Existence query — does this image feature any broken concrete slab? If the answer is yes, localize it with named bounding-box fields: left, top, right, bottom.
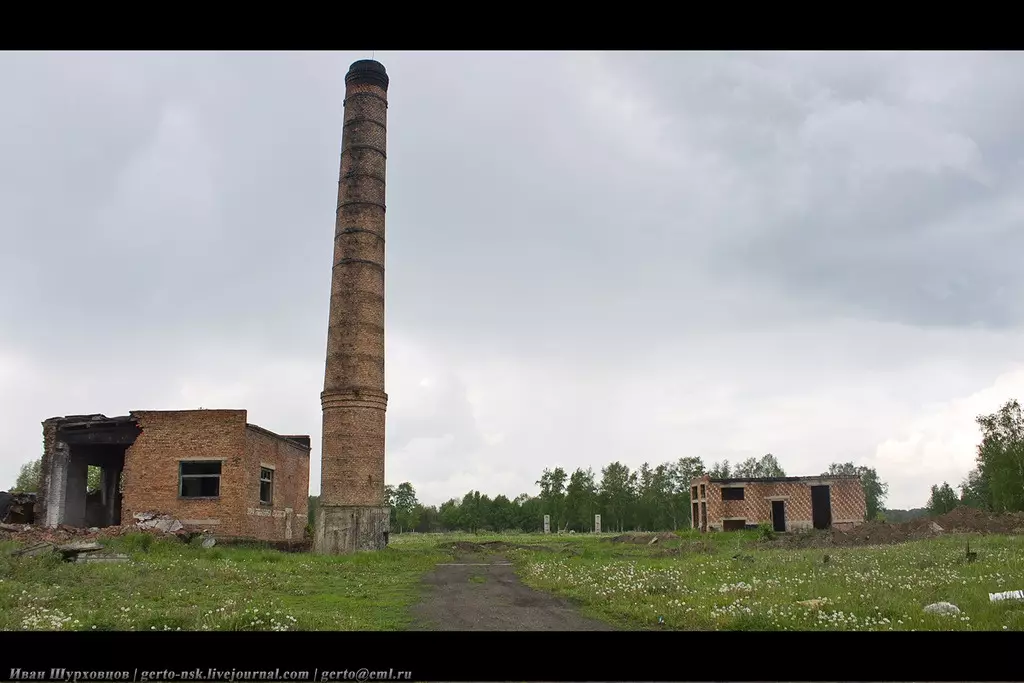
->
left=201, top=536, right=216, bottom=548
left=929, top=522, right=944, bottom=533
left=57, top=541, right=103, bottom=555
left=75, top=553, right=129, bottom=563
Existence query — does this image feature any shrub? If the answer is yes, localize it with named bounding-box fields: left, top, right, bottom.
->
left=756, top=523, right=775, bottom=541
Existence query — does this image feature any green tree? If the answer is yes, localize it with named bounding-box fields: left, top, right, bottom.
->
left=708, top=460, right=731, bottom=478
left=86, top=466, right=102, bottom=492
left=536, top=467, right=568, bottom=531
left=598, top=461, right=636, bottom=532
left=974, top=399, right=1024, bottom=513
left=958, top=467, right=989, bottom=509
left=733, top=453, right=786, bottom=478
left=564, top=468, right=598, bottom=531
left=927, top=482, right=959, bottom=516
left=488, top=494, right=515, bottom=532
left=635, top=463, right=675, bottom=531
left=388, top=482, right=419, bottom=533
left=514, top=493, right=543, bottom=532
left=458, top=491, right=489, bottom=533
left=438, top=498, right=461, bottom=530
left=823, top=462, right=889, bottom=520
left=412, top=504, right=440, bottom=532
left=675, top=457, right=706, bottom=485
left=13, top=458, right=42, bottom=492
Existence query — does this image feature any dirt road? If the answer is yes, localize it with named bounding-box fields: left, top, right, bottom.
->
left=408, top=551, right=615, bottom=631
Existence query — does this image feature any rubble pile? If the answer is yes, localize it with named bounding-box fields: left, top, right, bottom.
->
left=0, top=510, right=211, bottom=546
left=131, top=511, right=186, bottom=535
left=0, top=491, right=36, bottom=524
left=8, top=538, right=130, bottom=563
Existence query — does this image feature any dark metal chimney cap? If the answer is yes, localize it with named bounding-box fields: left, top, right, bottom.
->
left=346, top=60, right=389, bottom=90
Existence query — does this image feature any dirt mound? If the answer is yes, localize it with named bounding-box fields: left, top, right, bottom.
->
left=439, top=540, right=534, bottom=553
left=765, top=507, right=1024, bottom=549
left=440, top=541, right=487, bottom=553
left=607, top=532, right=679, bottom=545
left=931, top=507, right=1024, bottom=533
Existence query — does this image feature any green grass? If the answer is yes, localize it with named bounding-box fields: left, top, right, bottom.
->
left=0, top=533, right=445, bottom=631
left=503, top=530, right=1024, bottom=631
left=4, top=529, right=1024, bottom=631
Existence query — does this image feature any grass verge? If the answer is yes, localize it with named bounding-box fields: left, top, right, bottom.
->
left=0, top=533, right=445, bottom=631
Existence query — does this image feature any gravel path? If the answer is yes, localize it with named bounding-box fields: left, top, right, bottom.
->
left=408, top=552, right=615, bottom=631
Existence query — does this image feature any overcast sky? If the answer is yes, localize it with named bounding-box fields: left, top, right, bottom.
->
left=3, top=51, right=1024, bottom=511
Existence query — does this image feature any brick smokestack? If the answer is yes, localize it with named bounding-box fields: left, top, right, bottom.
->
left=314, top=59, right=391, bottom=554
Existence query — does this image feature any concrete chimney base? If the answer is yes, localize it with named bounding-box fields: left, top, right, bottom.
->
left=314, top=505, right=391, bottom=554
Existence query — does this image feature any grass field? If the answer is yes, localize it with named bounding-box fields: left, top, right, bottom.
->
left=2, top=529, right=1023, bottom=630
left=0, top=533, right=445, bottom=631
left=510, top=530, right=1024, bottom=631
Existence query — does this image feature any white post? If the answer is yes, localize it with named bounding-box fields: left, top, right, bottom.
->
left=543, top=514, right=550, bottom=534
left=594, top=514, right=601, bottom=534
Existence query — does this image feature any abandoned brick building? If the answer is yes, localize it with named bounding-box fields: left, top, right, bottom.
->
left=690, top=474, right=867, bottom=533
left=37, top=410, right=309, bottom=542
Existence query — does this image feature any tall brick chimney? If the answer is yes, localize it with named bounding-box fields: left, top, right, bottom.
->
left=314, top=59, right=391, bottom=554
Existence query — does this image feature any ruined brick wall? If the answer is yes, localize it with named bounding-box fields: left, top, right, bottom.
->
left=122, top=410, right=247, bottom=537
left=240, top=427, right=310, bottom=542
left=691, top=475, right=867, bottom=532
left=828, top=477, right=868, bottom=528
left=320, top=60, right=389, bottom=510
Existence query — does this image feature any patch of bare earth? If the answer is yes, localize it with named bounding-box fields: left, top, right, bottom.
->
left=409, top=549, right=614, bottom=631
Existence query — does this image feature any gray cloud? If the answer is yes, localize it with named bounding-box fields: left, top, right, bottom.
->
left=4, top=51, right=1024, bottom=510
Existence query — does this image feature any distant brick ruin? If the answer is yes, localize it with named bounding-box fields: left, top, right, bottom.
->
left=36, top=410, right=309, bottom=542
left=690, top=474, right=867, bottom=533
left=314, top=59, right=392, bottom=554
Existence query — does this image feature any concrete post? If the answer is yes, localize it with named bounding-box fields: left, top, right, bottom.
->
left=543, top=514, right=550, bottom=534
left=594, top=514, right=601, bottom=533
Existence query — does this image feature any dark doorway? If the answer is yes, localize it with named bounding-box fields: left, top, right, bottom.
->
left=722, top=519, right=745, bottom=532
left=699, top=502, right=707, bottom=532
left=692, top=502, right=699, bottom=529
left=771, top=500, right=786, bottom=533
left=811, top=485, right=832, bottom=530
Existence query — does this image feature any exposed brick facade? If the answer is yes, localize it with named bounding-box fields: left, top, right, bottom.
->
left=43, top=409, right=309, bottom=542
left=690, top=475, right=866, bottom=533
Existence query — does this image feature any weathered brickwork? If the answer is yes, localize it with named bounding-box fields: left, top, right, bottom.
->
left=691, top=475, right=867, bottom=532
left=317, top=60, right=391, bottom=554
left=241, top=426, right=309, bottom=541
left=119, top=410, right=309, bottom=541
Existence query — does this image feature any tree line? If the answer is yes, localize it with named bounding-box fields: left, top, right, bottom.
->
left=308, top=453, right=890, bottom=534
left=925, top=398, right=1024, bottom=517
